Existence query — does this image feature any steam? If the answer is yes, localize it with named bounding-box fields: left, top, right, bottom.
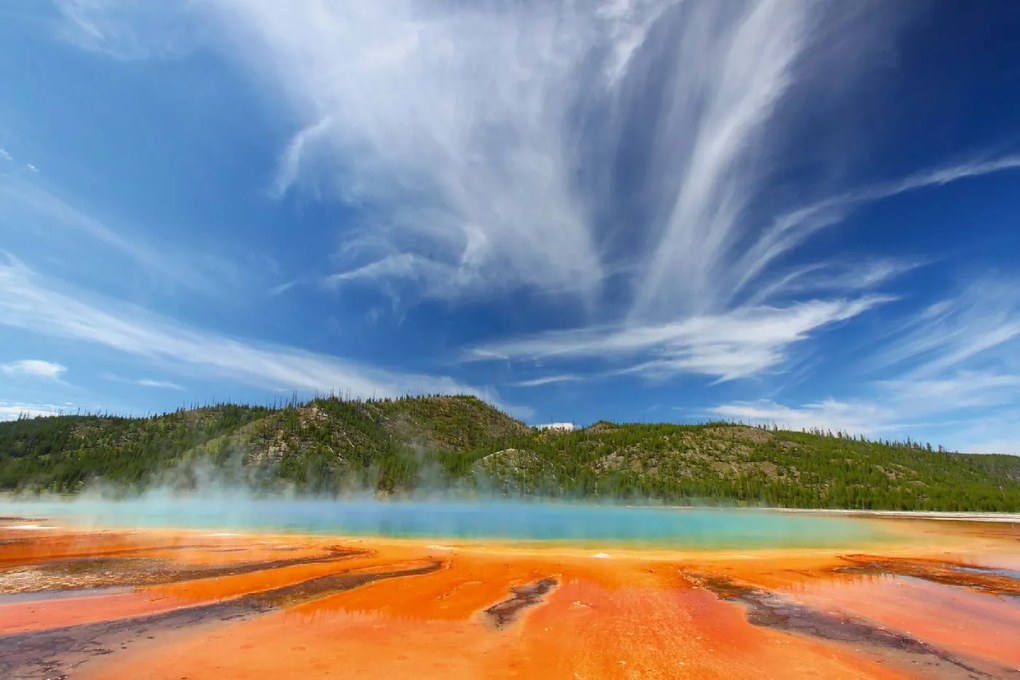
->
left=0, top=431, right=893, bottom=549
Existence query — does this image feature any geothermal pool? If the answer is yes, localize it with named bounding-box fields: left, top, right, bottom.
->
left=0, top=497, right=895, bottom=547
left=1, top=501, right=1018, bottom=679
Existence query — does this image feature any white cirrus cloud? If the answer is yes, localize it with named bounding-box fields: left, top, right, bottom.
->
left=743, top=258, right=922, bottom=307
left=102, top=373, right=185, bottom=391
left=56, top=0, right=203, bottom=60
left=512, top=375, right=584, bottom=389
left=132, top=378, right=185, bottom=390
left=219, top=0, right=614, bottom=304
left=52, top=4, right=1020, bottom=357
left=52, top=2, right=1020, bottom=319
left=868, top=276, right=1020, bottom=378
left=56, top=1, right=906, bottom=311
left=470, top=296, right=889, bottom=382
left=709, top=278, right=1020, bottom=450
left=0, top=401, right=67, bottom=421
left=710, top=383, right=1020, bottom=453
left=0, top=359, right=67, bottom=380
left=730, top=155, right=1020, bottom=304
left=0, top=253, right=480, bottom=401
left=713, top=370, right=1020, bottom=435
left=710, top=399, right=892, bottom=437
left=0, top=176, right=245, bottom=297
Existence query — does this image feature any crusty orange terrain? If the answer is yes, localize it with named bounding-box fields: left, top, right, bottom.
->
left=1, top=517, right=1017, bottom=679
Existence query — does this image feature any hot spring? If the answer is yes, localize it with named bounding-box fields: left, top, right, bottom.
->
left=0, top=497, right=891, bottom=549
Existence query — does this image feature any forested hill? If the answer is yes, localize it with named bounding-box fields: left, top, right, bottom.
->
left=2, top=395, right=1019, bottom=512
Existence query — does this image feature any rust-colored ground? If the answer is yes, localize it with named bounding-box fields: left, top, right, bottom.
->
left=1, top=516, right=1017, bottom=679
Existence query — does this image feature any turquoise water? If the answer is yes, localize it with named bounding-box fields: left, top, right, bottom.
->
left=0, top=497, right=891, bottom=549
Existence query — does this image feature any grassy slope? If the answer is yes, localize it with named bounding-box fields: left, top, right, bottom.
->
left=1, top=395, right=1018, bottom=511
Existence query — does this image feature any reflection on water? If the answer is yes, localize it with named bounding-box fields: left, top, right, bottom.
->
left=0, top=585, right=132, bottom=605
left=955, top=564, right=1020, bottom=580
left=0, top=498, right=890, bottom=549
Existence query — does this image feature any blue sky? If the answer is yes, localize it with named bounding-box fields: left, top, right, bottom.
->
left=2, top=1, right=1019, bottom=453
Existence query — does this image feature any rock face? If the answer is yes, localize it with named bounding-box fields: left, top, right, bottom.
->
left=474, top=448, right=542, bottom=487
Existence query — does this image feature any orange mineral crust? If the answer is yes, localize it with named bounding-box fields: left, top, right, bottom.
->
left=1, top=517, right=1018, bottom=679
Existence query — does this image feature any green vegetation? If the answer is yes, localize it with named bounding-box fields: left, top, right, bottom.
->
left=1, top=395, right=1018, bottom=511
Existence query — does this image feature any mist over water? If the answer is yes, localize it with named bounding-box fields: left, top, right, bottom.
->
left=0, top=496, right=890, bottom=549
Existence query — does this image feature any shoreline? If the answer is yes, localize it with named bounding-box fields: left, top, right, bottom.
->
left=767, top=507, right=1020, bottom=523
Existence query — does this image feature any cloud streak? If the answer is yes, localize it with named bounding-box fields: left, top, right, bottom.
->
left=0, top=176, right=240, bottom=296
left=712, top=371, right=1020, bottom=453
left=0, top=253, right=477, bottom=400
left=712, top=399, right=891, bottom=437
left=104, top=374, right=186, bottom=391
left=133, top=378, right=185, bottom=391
left=511, top=375, right=584, bottom=389
left=731, top=155, right=1020, bottom=302
left=0, top=359, right=67, bottom=380
left=220, top=1, right=609, bottom=303
left=71, top=0, right=889, bottom=313
left=869, top=277, right=1020, bottom=378
left=472, top=296, right=889, bottom=381
left=711, top=278, right=1020, bottom=450
left=0, top=401, right=67, bottom=421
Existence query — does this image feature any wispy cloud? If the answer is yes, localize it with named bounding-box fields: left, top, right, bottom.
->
left=218, top=1, right=612, bottom=303
left=711, top=399, right=892, bottom=436
left=0, top=254, right=477, bottom=400
left=743, top=258, right=922, bottom=307
left=49, top=2, right=1020, bottom=318
left=869, top=277, right=1020, bottom=377
left=715, top=370, right=1020, bottom=434
left=0, top=176, right=242, bottom=296
left=104, top=374, right=185, bottom=391
left=731, top=155, right=1020, bottom=302
left=512, top=375, right=583, bottom=388
left=629, top=1, right=815, bottom=319
left=0, top=148, right=11, bottom=161
left=152, top=3, right=1014, bottom=339
left=134, top=379, right=183, bottom=390
left=0, top=177, right=148, bottom=262
left=711, top=374, right=1020, bottom=453
left=270, top=116, right=332, bottom=199
left=471, top=296, right=889, bottom=381
left=0, top=359, right=67, bottom=380
left=55, top=4, right=1015, bottom=324
left=878, top=372, right=1020, bottom=412
left=322, top=253, right=481, bottom=302
left=61, top=1, right=889, bottom=312
left=0, top=401, right=67, bottom=421
left=711, top=278, right=1020, bottom=448
left=56, top=0, right=202, bottom=60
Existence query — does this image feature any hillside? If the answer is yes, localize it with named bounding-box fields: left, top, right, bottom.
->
left=1, top=395, right=1018, bottom=511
